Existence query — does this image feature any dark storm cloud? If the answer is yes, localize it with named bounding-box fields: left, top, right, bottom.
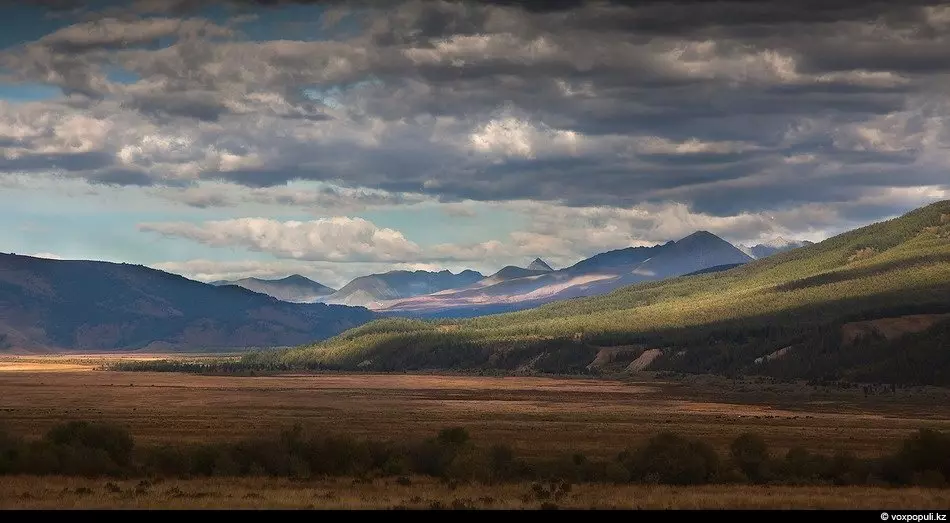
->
left=3, top=0, right=950, bottom=217
left=0, top=152, right=114, bottom=172
left=796, top=42, right=950, bottom=74
left=218, top=0, right=948, bottom=39
left=125, top=92, right=228, bottom=121
left=87, top=168, right=156, bottom=186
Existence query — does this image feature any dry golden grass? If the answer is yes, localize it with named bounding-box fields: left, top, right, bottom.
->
left=1, top=476, right=948, bottom=509
left=2, top=356, right=950, bottom=460
left=0, top=353, right=237, bottom=372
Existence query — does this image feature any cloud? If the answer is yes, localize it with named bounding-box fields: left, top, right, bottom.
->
left=28, top=252, right=65, bottom=260
left=0, top=1, right=944, bottom=214
left=138, top=193, right=942, bottom=272
left=138, top=216, right=424, bottom=262
left=38, top=17, right=230, bottom=53
left=146, top=181, right=435, bottom=214
left=3, top=0, right=950, bottom=277
left=440, top=203, right=478, bottom=218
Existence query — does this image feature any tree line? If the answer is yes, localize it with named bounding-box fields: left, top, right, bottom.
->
left=1, top=421, right=949, bottom=488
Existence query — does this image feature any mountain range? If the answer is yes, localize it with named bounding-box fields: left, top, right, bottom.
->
left=6, top=200, right=948, bottom=385
left=0, top=231, right=812, bottom=353
left=219, top=234, right=807, bottom=317
left=0, top=254, right=375, bottom=352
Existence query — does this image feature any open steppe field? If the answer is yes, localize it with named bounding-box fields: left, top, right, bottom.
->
left=3, top=356, right=950, bottom=460
left=2, top=476, right=950, bottom=509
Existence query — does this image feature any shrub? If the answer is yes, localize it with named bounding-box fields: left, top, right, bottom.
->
left=445, top=447, right=490, bottom=482
left=781, top=446, right=825, bottom=484
left=604, top=461, right=631, bottom=484
left=0, top=427, right=21, bottom=475
left=896, top=428, right=950, bottom=481
left=730, top=432, right=772, bottom=483
left=409, top=439, right=451, bottom=478
left=437, top=427, right=471, bottom=447
left=45, top=421, right=134, bottom=466
left=488, top=443, right=515, bottom=481
left=826, top=451, right=868, bottom=485
left=143, top=444, right=193, bottom=477
left=622, top=432, right=721, bottom=485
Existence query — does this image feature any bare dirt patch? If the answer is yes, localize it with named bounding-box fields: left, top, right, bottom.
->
left=626, top=348, right=663, bottom=372
left=847, top=247, right=878, bottom=263
left=585, top=346, right=643, bottom=371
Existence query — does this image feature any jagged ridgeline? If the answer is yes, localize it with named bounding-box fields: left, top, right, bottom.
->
left=245, top=201, right=950, bottom=384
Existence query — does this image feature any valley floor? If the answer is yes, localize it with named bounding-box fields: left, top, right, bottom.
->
left=2, top=355, right=950, bottom=459
left=3, top=356, right=950, bottom=509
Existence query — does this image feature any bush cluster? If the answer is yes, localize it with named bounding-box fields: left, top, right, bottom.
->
left=1, top=421, right=949, bottom=487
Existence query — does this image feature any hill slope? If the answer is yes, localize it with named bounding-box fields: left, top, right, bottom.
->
left=256, top=201, right=950, bottom=384
left=0, top=255, right=375, bottom=352
left=211, top=275, right=336, bottom=303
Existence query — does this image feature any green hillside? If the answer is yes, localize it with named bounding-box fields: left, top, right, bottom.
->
left=245, top=200, right=950, bottom=384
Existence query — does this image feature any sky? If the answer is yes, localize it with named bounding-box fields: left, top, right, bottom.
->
left=1, top=0, right=949, bottom=288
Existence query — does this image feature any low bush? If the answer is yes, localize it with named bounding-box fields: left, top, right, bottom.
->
left=2, top=421, right=949, bottom=488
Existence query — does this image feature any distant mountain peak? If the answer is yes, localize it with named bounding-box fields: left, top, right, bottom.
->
left=679, top=230, right=730, bottom=245
left=276, top=274, right=316, bottom=283
left=527, top=258, right=553, bottom=272
left=762, top=236, right=793, bottom=248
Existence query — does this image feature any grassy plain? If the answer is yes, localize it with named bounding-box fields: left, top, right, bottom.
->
left=3, top=475, right=950, bottom=509
left=3, top=356, right=950, bottom=460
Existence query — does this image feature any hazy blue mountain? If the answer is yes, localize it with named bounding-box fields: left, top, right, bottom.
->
left=322, top=269, right=484, bottom=307
left=0, top=254, right=375, bottom=352
left=211, top=275, right=336, bottom=303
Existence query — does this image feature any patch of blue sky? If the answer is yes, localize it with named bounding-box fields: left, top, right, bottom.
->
left=302, top=76, right=383, bottom=109
left=0, top=82, right=62, bottom=103
left=0, top=5, right=71, bottom=49
left=103, top=66, right=140, bottom=85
